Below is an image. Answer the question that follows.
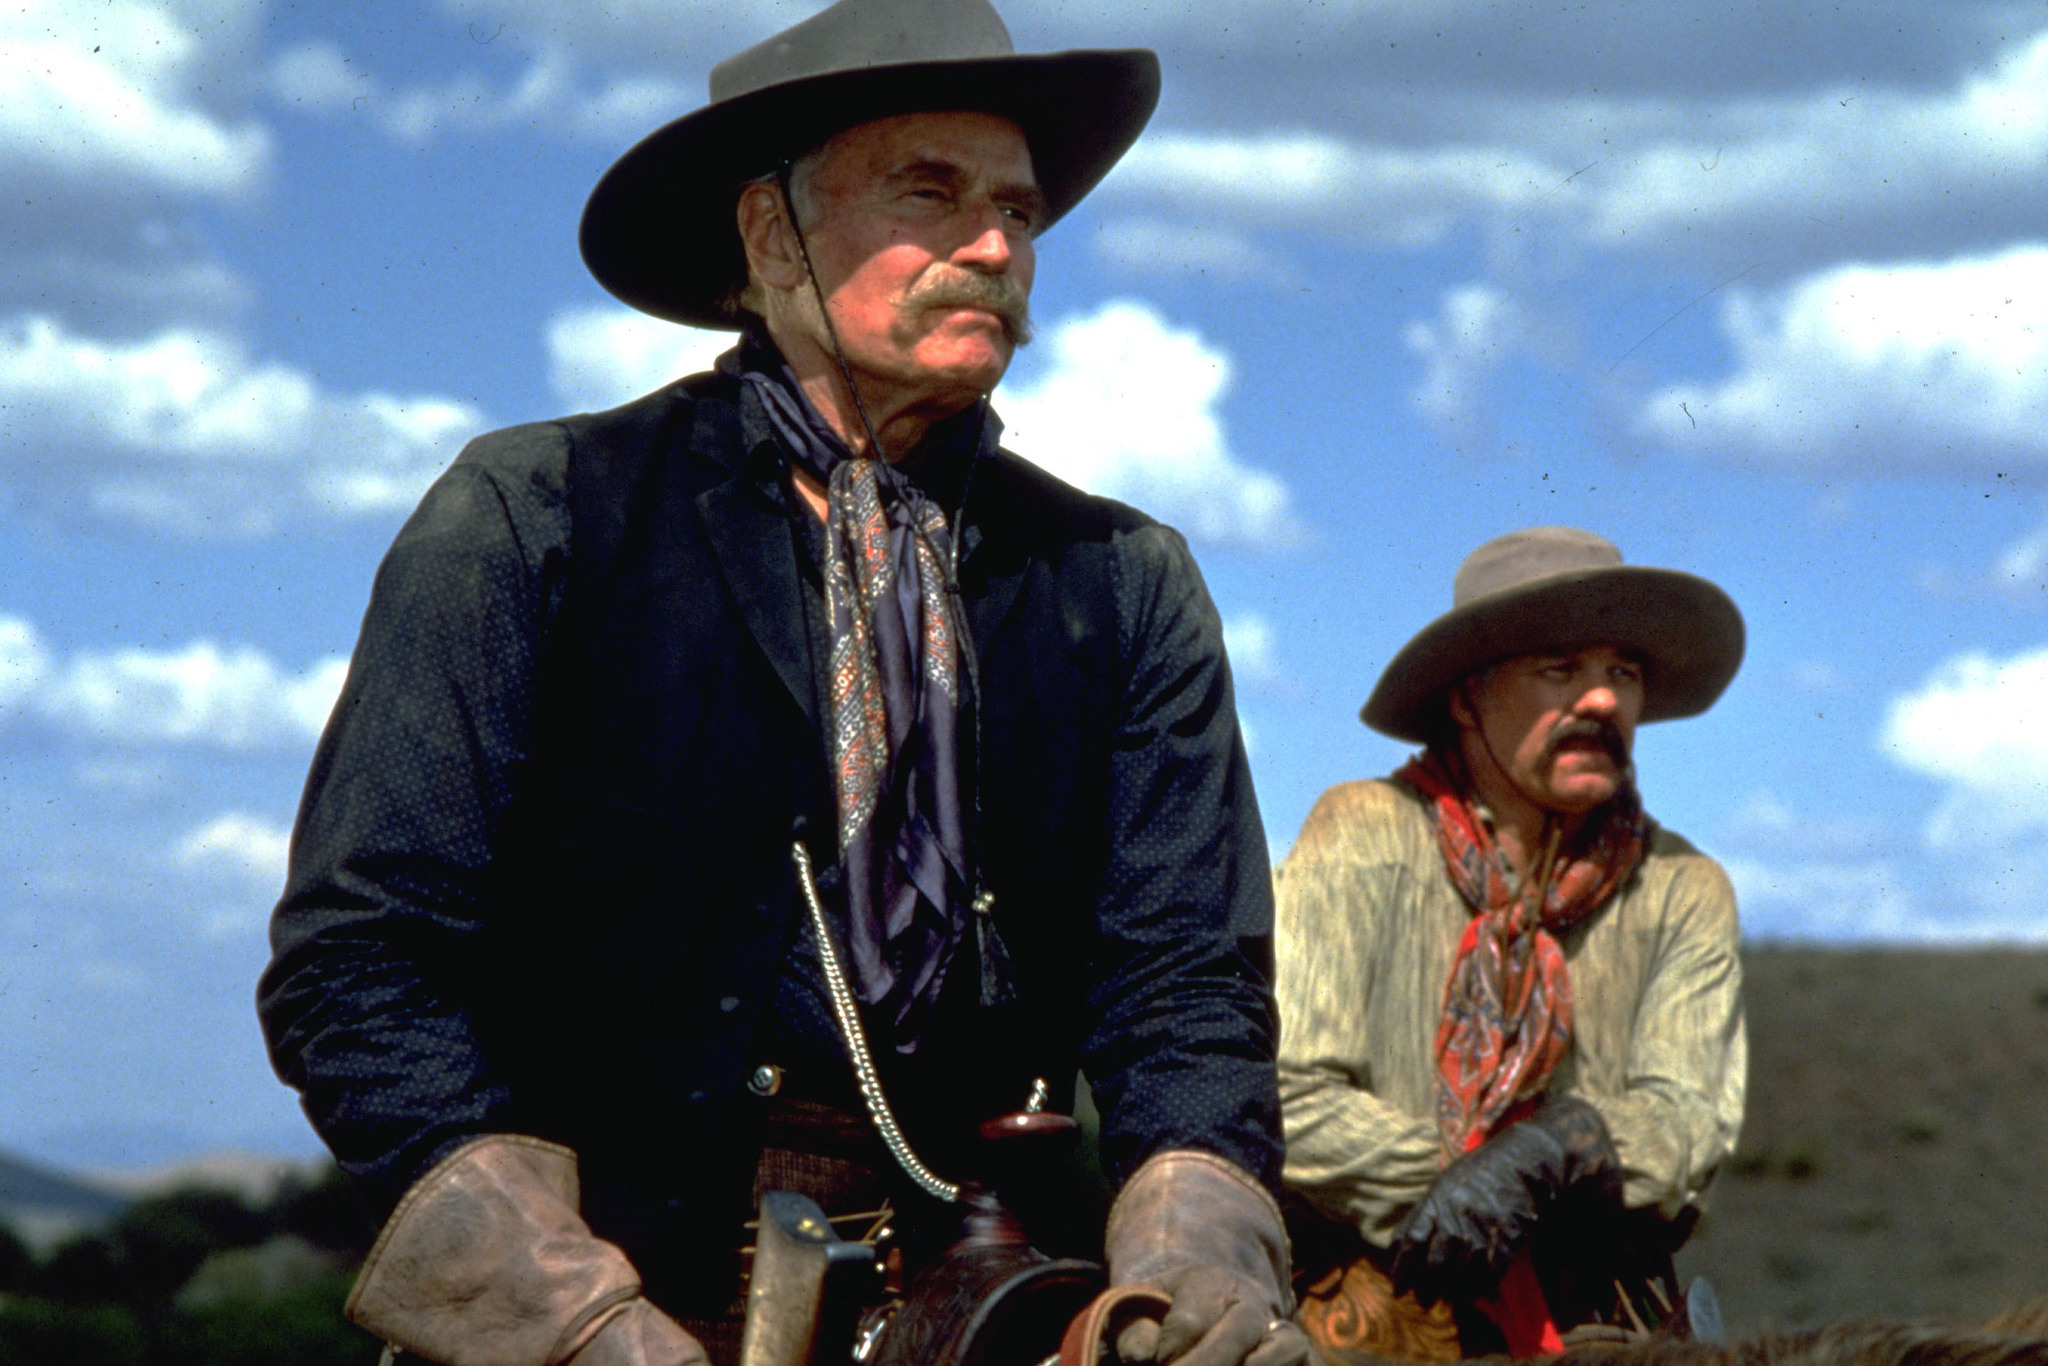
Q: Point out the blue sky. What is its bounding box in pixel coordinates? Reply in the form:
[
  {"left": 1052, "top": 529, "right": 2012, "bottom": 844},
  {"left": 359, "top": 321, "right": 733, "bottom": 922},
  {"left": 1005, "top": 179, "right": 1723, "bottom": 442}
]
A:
[{"left": 2, "top": 0, "right": 2046, "bottom": 1168}]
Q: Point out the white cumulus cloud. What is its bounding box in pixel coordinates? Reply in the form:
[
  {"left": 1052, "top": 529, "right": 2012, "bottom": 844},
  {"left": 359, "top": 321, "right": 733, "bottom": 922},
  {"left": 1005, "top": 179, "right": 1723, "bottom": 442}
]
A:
[
  {"left": 996, "top": 301, "right": 1295, "bottom": 548},
  {"left": 1586, "top": 29, "right": 2048, "bottom": 259},
  {"left": 0, "top": 315, "right": 483, "bottom": 534},
  {"left": 266, "top": 39, "right": 584, "bottom": 143},
  {"left": 174, "top": 812, "right": 291, "bottom": 888},
  {"left": 546, "top": 306, "right": 734, "bottom": 413},
  {"left": 0, "top": 615, "right": 52, "bottom": 711},
  {"left": 0, "top": 0, "right": 268, "bottom": 196},
  {"left": 1883, "top": 646, "right": 2048, "bottom": 846},
  {"left": 1085, "top": 26, "right": 2048, "bottom": 279},
  {"left": 1405, "top": 283, "right": 1532, "bottom": 441},
  {"left": 0, "top": 613, "right": 345, "bottom": 750},
  {"left": 1107, "top": 132, "right": 1564, "bottom": 251},
  {"left": 1636, "top": 245, "right": 2048, "bottom": 471},
  {"left": 1875, "top": 645, "right": 2048, "bottom": 934},
  {"left": 173, "top": 812, "right": 293, "bottom": 936},
  {"left": 1222, "top": 612, "right": 1281, "bottom": 686},
  {"left": 1090, "top": 219, "right": 1285, "bottom": 284},
  {"left": 1715, "top": 854, "right": 2023, "bottom": 943},
  {"left": 0, "top": 0, "right": 268, "bottom": 324},
  {"left": 1990, "top": 520, "right": 2048, "bottom": 600},
  {"left": 264, "top": 0, "right": 775, "bottom": 145}
]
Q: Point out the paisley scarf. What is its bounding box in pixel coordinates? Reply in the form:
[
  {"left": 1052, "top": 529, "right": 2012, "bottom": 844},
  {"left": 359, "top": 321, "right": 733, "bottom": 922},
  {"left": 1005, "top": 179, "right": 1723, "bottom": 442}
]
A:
[
  {"left": 729, "top": 320, "right": 974, "bottom": 1051},
  {"left": 1394, "top": 747, "right": 1650, "bottom": 1160}
]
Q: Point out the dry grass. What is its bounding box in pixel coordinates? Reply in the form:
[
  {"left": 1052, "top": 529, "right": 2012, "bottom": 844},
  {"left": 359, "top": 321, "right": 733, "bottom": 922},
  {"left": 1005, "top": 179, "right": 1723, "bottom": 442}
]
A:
[{"left": 1675, "top": 946, "right": 2048, "bottom": 1332}]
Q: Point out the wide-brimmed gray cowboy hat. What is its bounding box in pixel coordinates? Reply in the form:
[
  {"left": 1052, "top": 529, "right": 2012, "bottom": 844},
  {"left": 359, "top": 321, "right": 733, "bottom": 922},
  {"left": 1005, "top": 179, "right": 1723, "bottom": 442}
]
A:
[
  {"left": 580, "top": 0, "right": 1159, "bottom": 329},
  {"left": 1362, "top": 526, "right": 1745, "bottom": 743}
]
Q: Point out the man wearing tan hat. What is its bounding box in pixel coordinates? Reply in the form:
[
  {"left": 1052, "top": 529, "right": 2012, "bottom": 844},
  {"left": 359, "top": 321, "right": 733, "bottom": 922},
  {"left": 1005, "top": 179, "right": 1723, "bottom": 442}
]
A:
[
  {"left": 257, "top": 2, "right": 1302, "bottom": 1364},
  {"left": 1274, "top": 527, "right": 1747, "bottom": 1361}
]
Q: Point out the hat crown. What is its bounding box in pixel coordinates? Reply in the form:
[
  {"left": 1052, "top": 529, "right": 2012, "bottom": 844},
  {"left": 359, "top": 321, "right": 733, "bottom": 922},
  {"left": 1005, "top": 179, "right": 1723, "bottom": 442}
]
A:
[
  {"left": 1452, "top": 526, "right": 1623, "bottom": 608},
  {"left": 712, "top": 0, "right": 1016, "bottom": 103}
]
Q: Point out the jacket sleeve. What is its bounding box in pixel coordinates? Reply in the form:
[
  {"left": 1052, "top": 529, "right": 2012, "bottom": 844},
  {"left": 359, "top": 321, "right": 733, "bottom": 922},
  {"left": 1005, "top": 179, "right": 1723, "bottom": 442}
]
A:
[
  {"left": 1575, "top": 856, "right": 1746, "bottom": 1218},
  {"left": 1272, "top": 791, "right": 1442, "bottom": 1247},
  {"left": 256, "top": 425, "right": 573, "bottom": 1209},
  {"left": 1078, "top": 522, "right": 1285, "bottom": 1197}
]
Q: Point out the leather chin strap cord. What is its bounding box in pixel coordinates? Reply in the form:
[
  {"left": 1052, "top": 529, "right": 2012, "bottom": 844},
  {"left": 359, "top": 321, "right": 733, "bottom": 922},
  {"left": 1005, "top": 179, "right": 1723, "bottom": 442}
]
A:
[{"left": 777, "top": 161, "right": 891, "bottom": 462}]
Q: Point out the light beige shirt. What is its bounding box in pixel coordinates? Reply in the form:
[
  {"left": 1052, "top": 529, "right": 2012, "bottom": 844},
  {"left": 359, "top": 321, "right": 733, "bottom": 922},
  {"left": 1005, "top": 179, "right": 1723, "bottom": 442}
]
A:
[{"left": 1274, "top": 778, "right": 1745, "bottom": 1247}]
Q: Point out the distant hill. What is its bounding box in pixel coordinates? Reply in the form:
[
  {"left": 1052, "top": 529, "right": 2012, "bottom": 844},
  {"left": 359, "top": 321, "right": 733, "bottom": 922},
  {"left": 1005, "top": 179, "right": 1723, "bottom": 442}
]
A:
[
  {"left": 1679, "top": 945, "right": 2048, "bottom": 1332},
  {"left": 83, "top": 1151, "right": 328, "bottom": 1205},
  {"left": 0, "top": 1146, "right": 330, "bottom": 1255},
  {"left": 0, "top": 1149, "right": 128, "bottom": 1250}
]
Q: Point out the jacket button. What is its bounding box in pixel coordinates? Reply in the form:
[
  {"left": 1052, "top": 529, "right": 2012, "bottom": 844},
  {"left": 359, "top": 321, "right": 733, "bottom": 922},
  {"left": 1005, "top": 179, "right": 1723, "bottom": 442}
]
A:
[
  {"left": 748, "top": 1064, "right": 783, "bottom": 1098},
  {"left": 719, "top": 995, "right": 741, "bottom": 1013}
]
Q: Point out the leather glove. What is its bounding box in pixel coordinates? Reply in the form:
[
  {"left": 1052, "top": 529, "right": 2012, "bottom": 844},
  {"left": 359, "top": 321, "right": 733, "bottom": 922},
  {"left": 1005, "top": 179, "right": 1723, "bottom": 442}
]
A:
[
  {"left": 1389, "top": 1096, "right": 1622, "bottom": 1307},
  {"left": 1104, "top": 1150, "right": 1314, "bottom": 1366},
  {"left": 347, "top": 1134, "right": 708, "bottom": 1366}
]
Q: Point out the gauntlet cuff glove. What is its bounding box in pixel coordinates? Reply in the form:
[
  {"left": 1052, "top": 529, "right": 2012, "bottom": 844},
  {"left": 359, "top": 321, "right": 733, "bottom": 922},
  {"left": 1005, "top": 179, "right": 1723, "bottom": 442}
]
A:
[
  {"left": 347, "top": 1135, "right": 706, "bottom": 1366},
  {"left": 1105, "top": 1149, "right": 1311, "bottom": 1366},
  {"left": 1389, "top": 1096, "right": 1623, "bottom": 1306}
]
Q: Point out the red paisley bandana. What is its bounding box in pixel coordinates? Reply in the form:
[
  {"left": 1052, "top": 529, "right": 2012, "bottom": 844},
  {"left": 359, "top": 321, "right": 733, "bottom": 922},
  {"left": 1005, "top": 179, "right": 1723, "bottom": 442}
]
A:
[{"left": 1395, "top": 748, "right": 1650, "bottom": 1162}]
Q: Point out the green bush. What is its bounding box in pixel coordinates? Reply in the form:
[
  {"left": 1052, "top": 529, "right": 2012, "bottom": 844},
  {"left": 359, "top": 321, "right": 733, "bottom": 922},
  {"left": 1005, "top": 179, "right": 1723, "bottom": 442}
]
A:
[
  {"left": 0, "top": 1226, "right": 34, "bottom": 1295},
  {"left": 36, "top": 1189, "right": 270, "bottom": 1304},
  {"left": 0, "top": 1161, "right": 384, "bottom": 1363},
  {"left": 0, "top": 1296, "right": 147, "bottom": 1366},
  {"left": 155, "top": 1273, "right": 380, "bottom": 1366}
]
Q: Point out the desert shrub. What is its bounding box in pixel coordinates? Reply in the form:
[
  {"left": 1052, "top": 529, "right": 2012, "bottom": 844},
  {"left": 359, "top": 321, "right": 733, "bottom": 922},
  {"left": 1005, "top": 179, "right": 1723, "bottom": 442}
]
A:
[
  {"left": 0, "top": 1224, "right": 31, "bottom": 1293},
  {"left": 0, "top": 1162, "right": 386, "bottom": 1361},
  {"left": 0, "top": 1295, "right": 146, "bottom": 1366},
  {"left": 36, "top": 1189, "right": 269, "bottom": 1304},
  {"left": 155, "top": 1272, "right": 379, "bottom": 1366},
  {"left": 35, "top": 1234, "right": 125, "bottom": 1302},
  {"left": 270, "top": 1165, "right": 376, "bottom": 1257}
]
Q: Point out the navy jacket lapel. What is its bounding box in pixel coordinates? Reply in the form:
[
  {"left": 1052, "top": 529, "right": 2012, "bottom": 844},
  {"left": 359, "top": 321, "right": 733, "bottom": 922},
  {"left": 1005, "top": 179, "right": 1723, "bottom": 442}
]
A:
[
  {"left": 693, "top": 453, "right": 821, "bottom": 735},
  {"left": 957, "top": 446, "right": 1029, "bottom": 661}
]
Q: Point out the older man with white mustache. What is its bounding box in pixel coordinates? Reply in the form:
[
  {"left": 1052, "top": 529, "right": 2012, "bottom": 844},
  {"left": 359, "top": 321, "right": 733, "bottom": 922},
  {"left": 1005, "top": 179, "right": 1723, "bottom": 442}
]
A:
[{"left": 260, "top": 2, "right": 1301, "bottom": 1365}]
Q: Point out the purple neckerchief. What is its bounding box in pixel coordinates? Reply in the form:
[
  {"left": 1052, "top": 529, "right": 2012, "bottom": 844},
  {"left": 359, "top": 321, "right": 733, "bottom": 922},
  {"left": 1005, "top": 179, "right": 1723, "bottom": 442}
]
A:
[{"left": 722, "top": 320, "right": 973, "bottom": 1052}]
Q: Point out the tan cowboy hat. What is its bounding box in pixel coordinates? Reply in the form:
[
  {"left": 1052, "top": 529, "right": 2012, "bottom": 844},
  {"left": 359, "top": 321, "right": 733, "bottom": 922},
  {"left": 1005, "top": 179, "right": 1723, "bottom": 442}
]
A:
[
  {"left": 579, "top": 0, "right": 1159, "bottom": 329},
  {"left": 1362, "top": 526, "right": 1745, "bottom": 743}
]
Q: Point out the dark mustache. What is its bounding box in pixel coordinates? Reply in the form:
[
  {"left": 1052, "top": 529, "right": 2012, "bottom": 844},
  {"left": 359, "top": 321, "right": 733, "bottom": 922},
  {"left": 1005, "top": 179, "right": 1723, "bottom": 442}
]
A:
[
  {"left": 902, "top": 270, "right": 1034, "bottom": 346},
  {"left": 1545, "top": 717, "right": 1629, "bottom": 765}
]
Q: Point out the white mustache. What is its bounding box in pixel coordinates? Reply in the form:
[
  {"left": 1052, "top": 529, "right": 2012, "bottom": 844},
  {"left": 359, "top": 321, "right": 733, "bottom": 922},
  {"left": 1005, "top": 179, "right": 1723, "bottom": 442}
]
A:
[{"left": 901, "top": 272, "right": 1033, "bottom": 345}]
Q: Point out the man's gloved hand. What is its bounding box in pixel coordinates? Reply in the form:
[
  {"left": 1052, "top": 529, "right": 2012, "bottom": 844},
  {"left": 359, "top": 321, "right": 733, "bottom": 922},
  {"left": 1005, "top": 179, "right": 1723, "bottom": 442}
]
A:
[
  {"left": 1388, "top": 1096, "right": 1622, "bottom": 1307},
  {"left": 1104, "top": 1149, "right": 1315, "bottom": 1366},
  {"left": 348, "top": 1134, "right": 708, "bottom": 1366}
]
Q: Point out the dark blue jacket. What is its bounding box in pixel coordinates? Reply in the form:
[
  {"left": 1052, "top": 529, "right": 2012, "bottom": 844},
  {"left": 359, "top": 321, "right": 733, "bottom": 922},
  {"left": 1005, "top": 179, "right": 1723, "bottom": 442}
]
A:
[{"left": 258, "top": 370, "right": 1280, "bottom": 1312}]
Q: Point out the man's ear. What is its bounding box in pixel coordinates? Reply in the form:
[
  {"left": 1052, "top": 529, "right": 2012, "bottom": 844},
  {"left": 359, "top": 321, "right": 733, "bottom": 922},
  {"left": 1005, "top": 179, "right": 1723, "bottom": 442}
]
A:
[
  {"left": 1446, "top": 677, "right": 1479, "bottom": 732},
  {"left": 735, "top": 180, "right": 807, "bottom": 293}
]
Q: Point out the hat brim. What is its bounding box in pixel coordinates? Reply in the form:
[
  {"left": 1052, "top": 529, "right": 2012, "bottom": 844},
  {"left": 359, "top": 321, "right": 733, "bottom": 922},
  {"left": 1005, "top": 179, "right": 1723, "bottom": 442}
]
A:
[
  {"left": 1360, "top": 566, "right": 1746, "bottom": 743},
  {"left": 579, "top": 49, "right": 1160, "bottom": 329}
]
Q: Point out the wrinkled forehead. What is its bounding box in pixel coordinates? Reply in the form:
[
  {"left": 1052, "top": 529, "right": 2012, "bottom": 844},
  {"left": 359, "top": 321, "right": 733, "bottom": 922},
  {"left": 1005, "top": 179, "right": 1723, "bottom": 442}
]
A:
[{"left": 808, "top": 109, "right": 1038, "bottom": 190}]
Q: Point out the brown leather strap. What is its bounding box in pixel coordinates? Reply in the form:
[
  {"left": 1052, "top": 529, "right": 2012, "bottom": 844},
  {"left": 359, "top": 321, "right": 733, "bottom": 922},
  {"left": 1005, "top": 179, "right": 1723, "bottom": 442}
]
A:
[{"left": 1057, "top": 1287, "right": 1172, "bottom": 1366}]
